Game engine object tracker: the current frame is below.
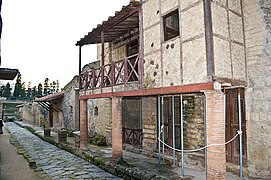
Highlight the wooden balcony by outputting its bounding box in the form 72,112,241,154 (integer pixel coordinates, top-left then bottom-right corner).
80,54,140,90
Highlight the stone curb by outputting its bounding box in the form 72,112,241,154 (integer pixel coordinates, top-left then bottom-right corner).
13,122,188,180
7,131,51,180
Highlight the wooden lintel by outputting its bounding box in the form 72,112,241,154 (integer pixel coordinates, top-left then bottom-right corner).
79,82,215,100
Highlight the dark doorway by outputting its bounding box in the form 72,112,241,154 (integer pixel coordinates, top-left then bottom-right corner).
225,88,247,165
122,97,142,147
158,95,205,154
159,96,181,153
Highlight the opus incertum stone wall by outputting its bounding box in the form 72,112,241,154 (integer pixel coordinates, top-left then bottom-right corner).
244,0,271,177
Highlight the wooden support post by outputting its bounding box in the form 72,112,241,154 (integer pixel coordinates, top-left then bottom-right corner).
101,31,105,88
138,0,144,89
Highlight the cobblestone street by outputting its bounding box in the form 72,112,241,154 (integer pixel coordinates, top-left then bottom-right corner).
5,122,122,180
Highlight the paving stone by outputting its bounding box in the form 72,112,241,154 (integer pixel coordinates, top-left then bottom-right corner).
5,123,122,180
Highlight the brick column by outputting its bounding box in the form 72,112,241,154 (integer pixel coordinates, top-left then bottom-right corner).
112,97,123,161
80,99,88,150
205,90,226,180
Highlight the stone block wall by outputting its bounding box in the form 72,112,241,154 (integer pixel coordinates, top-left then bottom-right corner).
63,76,79,130
244,0,271,177
17,102,48,127
87,98,112,142
183,94,205,151
51,100,64,131
211,0,246,81
142,97,157,156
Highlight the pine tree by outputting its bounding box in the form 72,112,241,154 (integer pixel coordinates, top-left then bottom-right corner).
14,73,22,99
3,83,11,99
20,82,26,99
56,80,59,92
32,86,38,99
0,85,5,97
51,81,57,94
43,78,49,96
37,83,43,97
26,81,32,100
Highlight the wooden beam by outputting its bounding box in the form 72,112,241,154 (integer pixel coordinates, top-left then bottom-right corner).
79,82,215,99
203,0,215,76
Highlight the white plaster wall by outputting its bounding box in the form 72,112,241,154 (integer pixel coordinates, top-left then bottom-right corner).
211,1,246,81
182,37,208,84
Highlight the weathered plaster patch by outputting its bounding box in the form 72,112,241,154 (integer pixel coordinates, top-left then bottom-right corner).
257,0,271,58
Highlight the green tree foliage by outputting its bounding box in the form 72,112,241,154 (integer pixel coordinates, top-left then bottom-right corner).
3,83,11,99
0,85,5,97
1,73,60,100
20,82,26,99
37,83,43,97
32,86,38,98
26,81,32,100
13,73,22,99
43,78,49,96
56,80,59,93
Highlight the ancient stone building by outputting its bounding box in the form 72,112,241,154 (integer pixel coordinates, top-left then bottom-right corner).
244,0,271,177
16,102,48,127
75,0,271,179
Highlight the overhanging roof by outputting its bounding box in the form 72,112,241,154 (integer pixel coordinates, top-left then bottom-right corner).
76,2,140,46
0,68,19,80
35,91,64,102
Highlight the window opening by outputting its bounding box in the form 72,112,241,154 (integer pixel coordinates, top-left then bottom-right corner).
126,40,139,82
163,9,180,41
94,106,98,116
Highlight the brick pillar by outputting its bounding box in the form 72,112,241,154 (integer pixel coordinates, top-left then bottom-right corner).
80,99,88,150
112,97,123,161
205,90,226,180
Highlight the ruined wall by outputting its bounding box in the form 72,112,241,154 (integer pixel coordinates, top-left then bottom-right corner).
63,76,79,130
143,0,208,88
183,94,205,151
82,61,100,73
244,0,271,177
142,97,157,155
211,0,246,81
87,98,112,143
31,103,48,126
18,102,48,127
51,99,63,131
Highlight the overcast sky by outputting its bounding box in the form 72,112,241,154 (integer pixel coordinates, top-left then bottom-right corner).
1,0,129,88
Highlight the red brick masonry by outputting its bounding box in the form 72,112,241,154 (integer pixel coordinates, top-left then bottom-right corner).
205,90,226,180
112,97,123,160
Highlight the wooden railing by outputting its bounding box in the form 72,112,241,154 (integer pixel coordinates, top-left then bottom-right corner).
122,127,143,147
80,54,139,90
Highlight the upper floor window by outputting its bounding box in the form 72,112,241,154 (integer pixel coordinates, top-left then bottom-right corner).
163,9,180,41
